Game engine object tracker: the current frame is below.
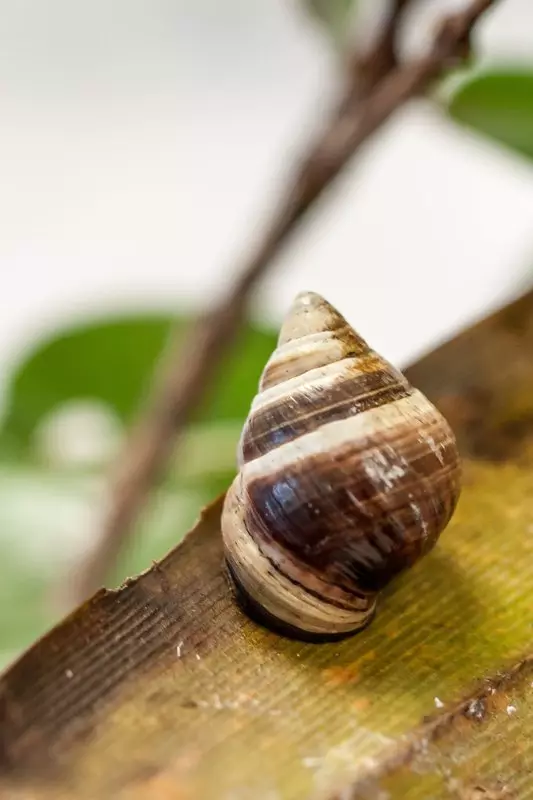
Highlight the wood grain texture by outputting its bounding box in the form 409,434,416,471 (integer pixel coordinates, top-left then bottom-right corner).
2,289,533,799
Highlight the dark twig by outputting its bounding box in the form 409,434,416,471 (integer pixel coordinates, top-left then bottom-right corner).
342,0,411,109
64,0,498,609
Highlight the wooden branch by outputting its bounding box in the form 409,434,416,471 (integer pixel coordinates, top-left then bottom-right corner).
4,272,533,799
64,0,498,609
346,0,411,103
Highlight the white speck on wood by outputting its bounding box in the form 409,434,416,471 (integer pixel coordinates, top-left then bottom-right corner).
65,669,73,679
434,696,444,708
507,704,517,715
176,641,184,658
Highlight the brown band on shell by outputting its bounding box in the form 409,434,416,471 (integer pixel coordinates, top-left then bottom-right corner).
221,472,377,638
259,328,375,391
259,292,372,392
241,367,412,462
225,559,376,643
242,418,460,594
247,536,372,612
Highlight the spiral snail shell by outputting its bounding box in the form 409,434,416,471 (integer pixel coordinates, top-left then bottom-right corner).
221,292,461,641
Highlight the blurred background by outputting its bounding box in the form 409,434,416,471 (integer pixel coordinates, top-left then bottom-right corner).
1,0,533,669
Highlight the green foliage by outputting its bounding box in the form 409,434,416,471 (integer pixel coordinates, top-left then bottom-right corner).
448,69,533,162
1,315,277,460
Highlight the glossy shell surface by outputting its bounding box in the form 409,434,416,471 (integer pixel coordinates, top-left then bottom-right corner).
221,292,462,639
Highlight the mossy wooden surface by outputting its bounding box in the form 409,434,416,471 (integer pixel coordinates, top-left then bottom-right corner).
2,291,533,799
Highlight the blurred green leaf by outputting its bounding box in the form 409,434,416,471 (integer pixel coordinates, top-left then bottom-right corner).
0,315,172,457
448,69,533,161
0,314,277,460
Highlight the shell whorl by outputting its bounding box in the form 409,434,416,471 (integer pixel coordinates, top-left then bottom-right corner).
222,292,461,640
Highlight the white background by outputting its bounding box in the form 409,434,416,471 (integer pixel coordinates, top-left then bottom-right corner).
1,0,533,394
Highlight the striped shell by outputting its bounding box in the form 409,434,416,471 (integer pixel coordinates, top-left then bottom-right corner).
221,291,461,641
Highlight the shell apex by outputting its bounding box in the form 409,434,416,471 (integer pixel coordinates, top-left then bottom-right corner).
278,291,348,346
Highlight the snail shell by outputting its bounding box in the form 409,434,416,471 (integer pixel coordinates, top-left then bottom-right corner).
221,292,461,641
